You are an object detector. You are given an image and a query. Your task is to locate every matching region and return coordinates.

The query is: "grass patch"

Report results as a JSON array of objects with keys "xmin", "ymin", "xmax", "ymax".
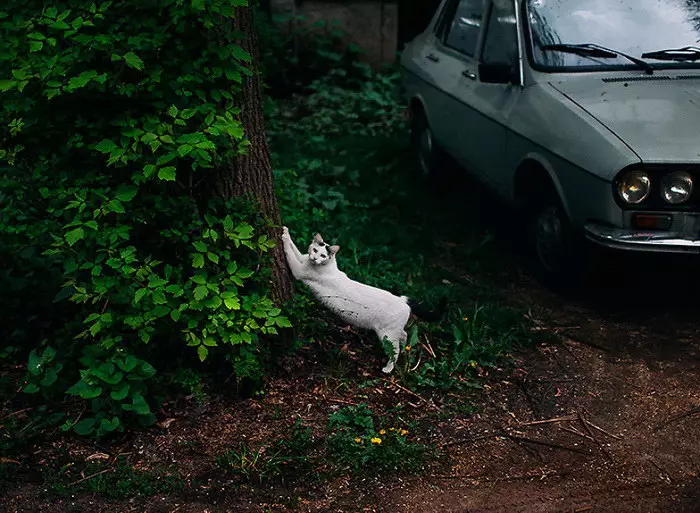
[{"xmin": 49, "ymin": 457, "xmax": 184, "ymax": 499}]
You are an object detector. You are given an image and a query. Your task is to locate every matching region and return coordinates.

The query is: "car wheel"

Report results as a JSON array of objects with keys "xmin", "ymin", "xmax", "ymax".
[
  {"xmin": 527, "ymin": 194, "xmax": 589, "ymax": 291},
  {"xmin": 410, "ymin": 108, "xmax": 451, "ymax": 182}
]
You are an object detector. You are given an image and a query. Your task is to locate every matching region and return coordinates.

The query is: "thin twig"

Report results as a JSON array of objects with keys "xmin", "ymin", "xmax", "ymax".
[
  {"xmin": 579, "ymin": 412, "xmax": 613, "ymax": 462},
  {"xmin": 519, "ymin": 415, "xmax": 576, "ymax": 427},
  {"xmin": 655, "ymin": 405, "xmax": 700, "ymax": 431},
  {"xmin": 68, "ymin": 468, "xmax": 113, "ymax": 487},
  {"xmin": 559, "ymin": 425, "xmax": 594, "ymax": 442},
  {"xmin": 326, "ymin": 397, "xmax": 358, "ymax": 407},
  {"xmin": 582, "ymin": 417, "xmax": 622, "ymax": 440},
  {"xmin": 382, "ymin": 378, "xmax": 440, "ymax": 410},
  {"xmin": 0, "ymin": 407, "xmax": 34, "ymax": 421},
  {"xmin": 505, "ymin": 433, "xmax": 592, "ymax": 455}
]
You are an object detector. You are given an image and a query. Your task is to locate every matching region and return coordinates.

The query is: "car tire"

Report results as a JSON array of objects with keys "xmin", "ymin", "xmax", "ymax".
[
  {"xmin": 526, "ymin": 191, "xmax": 592, "ymax": 292},
  {"xmin": 410, "ymin": 108, "xmax": 453, "ymax": 184}
]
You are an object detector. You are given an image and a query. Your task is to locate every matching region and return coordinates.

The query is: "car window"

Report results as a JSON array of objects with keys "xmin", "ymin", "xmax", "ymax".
[
  {"xmin": 443, "ymin": 0, "xmax": 486, "ymax": 57},
  {"xmin": 482, "ymin": 0, "xmax": 518, "ymax": 66}
]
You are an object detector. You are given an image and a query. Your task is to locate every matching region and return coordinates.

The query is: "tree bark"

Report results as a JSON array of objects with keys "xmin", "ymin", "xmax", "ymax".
[{"xmin": 216, "ymin": 5, "xmax": 294, "ymax": 303}]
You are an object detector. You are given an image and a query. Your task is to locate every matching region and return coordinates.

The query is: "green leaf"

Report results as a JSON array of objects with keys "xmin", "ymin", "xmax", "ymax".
[
  {"xmin": 0, "ymin": 80, "xmax": 15, "ymax": 92},
  {"xmin": 29, "ymin": 40, "xmax": 43, "ymax": 52},
  {"xmin": 203, "ymin": 337, "xmax": 217, "ymax": 347},
  {"xmin": 275, "ymin": 316, "xmax": 293, "ymax": 328},
  {"xmin": 100, "ymin": 417, "xmax": 120, "ymax": 433},
  {"xmin": 116, "ymin": 185, "xmax": 137, "ymax": 202},
  {"xmin": 194, "ymin": 285, "xmax": 208, "ymax": 300},
  {"xmin": 224, "ymin": 297, "xmax": 240, "ymax": 310},
  {"xmin": 192, "ymin": 0, "xmax": 205, "ymax": 10},
  {"xmin": 193, "ymin": 241, "xmax": 207, "ymax": 252},
  {"xmin": 193, "ymin": 253, "xmax": 204, "ymax": 268},
  {"xmin": 73, "ymin": 418, "xmax": 96, "ymax": 436},
  {"xmin": 123, "ymin": 52, "xmax": 144, "ymax": 71},
  {"xmin": 223, "ymin": 215, "xmax": 234, "ymax": 231},
  {"xmin": 170, "ymin": 309, "xmax": 182, "ymax": 322},
  {"xmin": 23, "ymin": 383, "xmax": 40, "ymax": 394},
  {"xmin": 207, "ymin": 252, "xmax": 219, "ymax": 264},
  {"xmin": 65, "ymin": 227, "xmax": 85, "ymax": 246},
  {"xmin": 134, "ymin": 288, "xmax": 148, "ymax": 304},
  {"xmin": 50, "ymin": 20, "xmax": 71, "ymax": 30},
  {"xmin": 110, "ymin": 383, "xmax": 130, "ymax": 401},
  {"xmin": 197, "ymin": 344, "xmax": 208, "ymax": 362},
  {"xmin": 167, "ymin": 105, "xmax": 178, "ymax": 118},
  {"xmin": 95, "ymin": 139, "xmax": 118, "ymax": 153},
  {"xmin": 158, "ymin": 166, "xmax": 176, "ymax": 181}
]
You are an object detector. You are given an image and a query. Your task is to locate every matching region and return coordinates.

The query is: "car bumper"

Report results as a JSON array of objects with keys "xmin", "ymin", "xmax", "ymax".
[{"xmin": 584, "ymin": 222, "xmax": 700, "ymax": 254}]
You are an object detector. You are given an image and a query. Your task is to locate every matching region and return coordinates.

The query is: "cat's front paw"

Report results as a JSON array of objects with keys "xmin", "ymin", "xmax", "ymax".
[
  {"xmin": 382, "ymin": 361, "xmax": 395, "ymax": 374},
  {"xmin": 281, "ymin": 226, "xmax": 290, "ymax": 240}
]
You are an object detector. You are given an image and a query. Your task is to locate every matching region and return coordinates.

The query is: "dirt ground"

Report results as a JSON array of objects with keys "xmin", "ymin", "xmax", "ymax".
[{"xmin": 2, "ymin": 268, "xmax": 700, "ymax": 513}]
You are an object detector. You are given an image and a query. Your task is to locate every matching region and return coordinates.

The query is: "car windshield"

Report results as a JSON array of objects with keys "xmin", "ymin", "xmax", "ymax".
[{"xmin": 526, "ymin": 0, "xmax": 700, "ymax": 71}]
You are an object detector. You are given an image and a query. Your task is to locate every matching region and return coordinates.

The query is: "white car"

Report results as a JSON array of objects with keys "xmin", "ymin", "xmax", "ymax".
[{"xmin": 400, "ymin": 0, "xmax": 700, "ymax": 286}]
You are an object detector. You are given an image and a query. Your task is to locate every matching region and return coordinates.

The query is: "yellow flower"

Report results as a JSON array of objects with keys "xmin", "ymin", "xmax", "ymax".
[
  {"xmin": 463, "ymin": 317, "xmax": 469, "ymax": 321},
  {"xmin": 399, "ymin": 429, "xmax": 409, "ymax": 436},
  {"xmin": 389, "ymin": 427, "xmax": 395, "ymax": 431},
  {"xmin": 370, "ymin": 437, "xmax": 382, "ymax": 445},
  {"xmin": 404, "ymin": 345, "xmax": 411, "ymax": 351},
  {"xmin": 354, "ymin": 437, "xmax": 362, "ymax": 443},
  {"xmin": 379, "ymin": 429, "xmax": 386, "ymax": 435}
]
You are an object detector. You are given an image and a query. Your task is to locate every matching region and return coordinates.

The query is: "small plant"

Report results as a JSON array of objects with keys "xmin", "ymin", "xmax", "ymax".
[
  {"xmin": 217, "ymin": 444, "xmax": 286, "ymax": 484},
  {"xmin": 218, "ymin": 419, "xmax": 317, "ymax": 483},
  {"xmin": 326, "ymin": 404, "xmax": 427, "ymax": 473},
  {"xmin": 401, "ymin": 305, "xmax": 543, "ymax": 391}
]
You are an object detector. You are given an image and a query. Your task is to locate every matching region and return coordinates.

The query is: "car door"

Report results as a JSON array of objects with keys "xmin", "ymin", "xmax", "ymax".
[
  {"xmin": 428, "ymin": 0, "xmax": 488, "ymax": 171},
  {"xmin": 468, "ymin": 0, "xmax": 523, "ymax": 195}
]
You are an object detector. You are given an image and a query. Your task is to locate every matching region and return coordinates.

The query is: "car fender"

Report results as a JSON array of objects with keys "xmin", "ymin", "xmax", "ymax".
[{"xmin": 515, "ymin": 152, "xmax": 572, "ymax": 218}]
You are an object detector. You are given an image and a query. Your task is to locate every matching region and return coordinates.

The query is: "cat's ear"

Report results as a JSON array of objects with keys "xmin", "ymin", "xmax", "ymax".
[
  {"xmin": 314, "ymin": 233, "xmax": 324, "ymax": 244},
  {"xmin": 329, "ymin": 245, "xmax": 340, "ymax": 256}
]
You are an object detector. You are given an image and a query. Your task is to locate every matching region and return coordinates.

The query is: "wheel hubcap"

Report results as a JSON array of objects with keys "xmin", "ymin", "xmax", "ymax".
[{"xmin": 535, "ymin": 205, "xmax": 566, "ymax": 273}]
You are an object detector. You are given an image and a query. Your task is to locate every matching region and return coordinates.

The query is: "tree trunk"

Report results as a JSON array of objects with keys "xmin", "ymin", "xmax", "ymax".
[
  {"xmin": 216, "ymin": 5, "xmax": 294, "ymax": 303},
  {"xmin": 397, "ymin": 0, "xmax": 442, "ymax": 52}
]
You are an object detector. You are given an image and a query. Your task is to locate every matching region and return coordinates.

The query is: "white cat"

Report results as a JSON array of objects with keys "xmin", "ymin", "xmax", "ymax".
[{"xmin": 281, "ymin": 227, "xmax": 442, "ymax": 373}]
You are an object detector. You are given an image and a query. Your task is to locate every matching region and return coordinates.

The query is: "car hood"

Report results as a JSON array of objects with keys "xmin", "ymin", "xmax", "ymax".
[{"xmin": 549, "ymin": 77, "xmax": 700, "ymax": 164}]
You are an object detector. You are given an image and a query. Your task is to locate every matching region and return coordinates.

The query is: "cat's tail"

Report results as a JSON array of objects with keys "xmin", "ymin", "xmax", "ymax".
[{"xmin": 403, "ymin": 296, "xmax": 447, "ymax": 323}]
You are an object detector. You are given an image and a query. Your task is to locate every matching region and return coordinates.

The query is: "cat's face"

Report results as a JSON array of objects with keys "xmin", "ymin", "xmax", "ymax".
[{"xmin": 308, "ymin": 233, "xmax": 339, "ymax": 265}]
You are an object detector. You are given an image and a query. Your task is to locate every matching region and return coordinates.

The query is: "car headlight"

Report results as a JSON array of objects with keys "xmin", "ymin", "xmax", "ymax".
[
  {"xmin": 661, "ymin": 171, "xmax": 693, "ymax": 204},
  {"xmin": 618, "ymin": 170, "xmax": 651, "ymax": 204}
]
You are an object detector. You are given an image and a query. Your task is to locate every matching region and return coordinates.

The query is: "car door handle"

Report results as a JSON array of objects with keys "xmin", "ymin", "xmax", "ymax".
[
  {"xmin": 462, "ymin": 70, "xmax": 477, "ymax": 80},
  {"xmin": 426, "ymin": 53, "xmax": 440, "ymax": 62}
]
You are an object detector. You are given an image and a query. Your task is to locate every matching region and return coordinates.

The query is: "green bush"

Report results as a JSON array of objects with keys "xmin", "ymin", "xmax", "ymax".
[{"xmin": 0, "ymin": 0, "xmax": 289, "ymax": 437}]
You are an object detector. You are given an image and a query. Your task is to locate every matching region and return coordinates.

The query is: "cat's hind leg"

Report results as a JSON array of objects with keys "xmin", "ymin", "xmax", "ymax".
[{"xmin": 378, "ymin": 328, "xmax": 407, "ymax": 374}]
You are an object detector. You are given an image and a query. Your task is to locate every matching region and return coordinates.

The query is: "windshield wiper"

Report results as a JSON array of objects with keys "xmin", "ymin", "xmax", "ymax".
[
  {"xmin": 541, "ymin": 43, "xmax": 654, "ymax": 74},
  {"xmin": 641, "ymin": 46, "xmax": 700, "ymax": 62}
]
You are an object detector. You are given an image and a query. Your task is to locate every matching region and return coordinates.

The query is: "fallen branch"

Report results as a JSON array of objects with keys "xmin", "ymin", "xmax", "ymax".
[
  {"xmin": 519, "ymin": 415, "xmax": 576, "ymax": 427},
  {"xmin": 559, "ymin": 425, "xmax": 594, "ymax": 442},
  {"xmin": 505, "ymin": 433, "xmax": 592, "ymax": 456},
  {"xmin": 0, "ymin": 457, "xmax": 20, "ymax": 465},
  {"xmin": 326, "ymin": 397, "xmax": 358, "ymax": 407},
  {"xmin": 68, "ymin": 468, "xmax": 113, "ymax": 487},
  {"xmin": 655, "ymin": 405, "xmax": 700, "ymax": 431},
  {"xmin": 579, "ymin": 412, "xmax": 613, "ymax": 462},
  {"xmin": 0, "ymin": 407, "xmax": 34, "ymax": 421},
  {"xmin": 382, "ymin": 379, "xmax": 440, "ymax": 411},
  {"xmin": 582, "ymin": 417, "xmax": 621, "ymax": 440}
]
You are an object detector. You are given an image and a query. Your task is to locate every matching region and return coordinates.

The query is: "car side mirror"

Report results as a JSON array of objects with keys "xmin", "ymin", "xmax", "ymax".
[{"xmin": 478, "ymin": 62, "xmax": 521, "ymax": 86}]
